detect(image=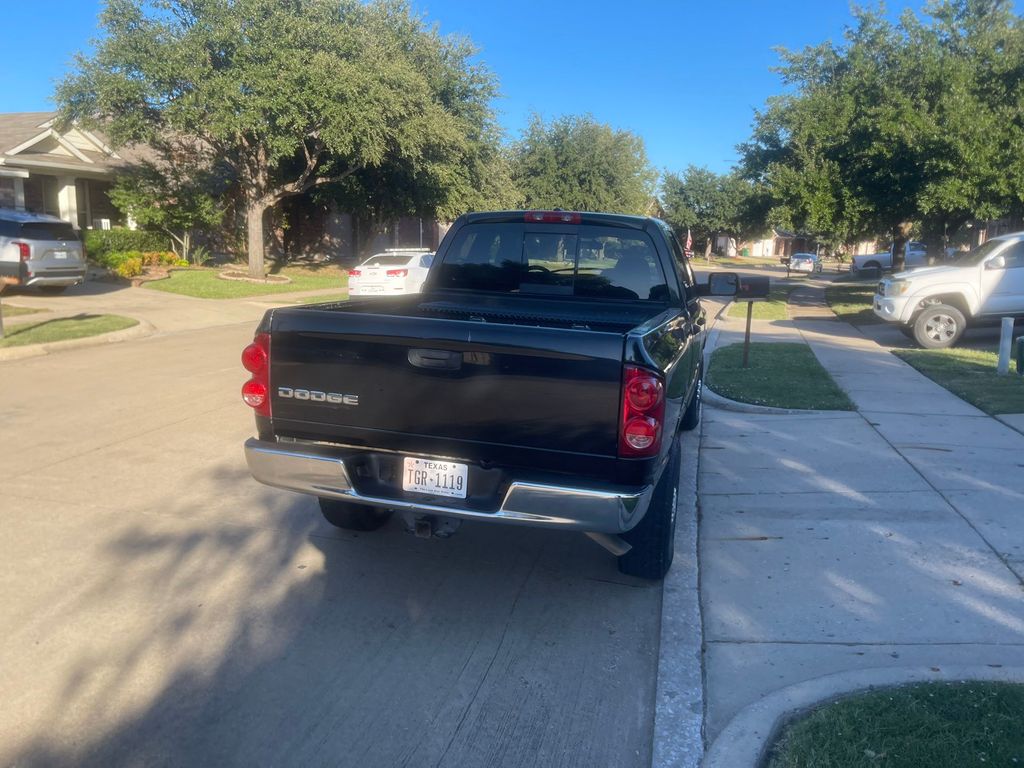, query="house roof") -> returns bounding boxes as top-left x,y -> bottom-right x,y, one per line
0,111 -> 151,175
